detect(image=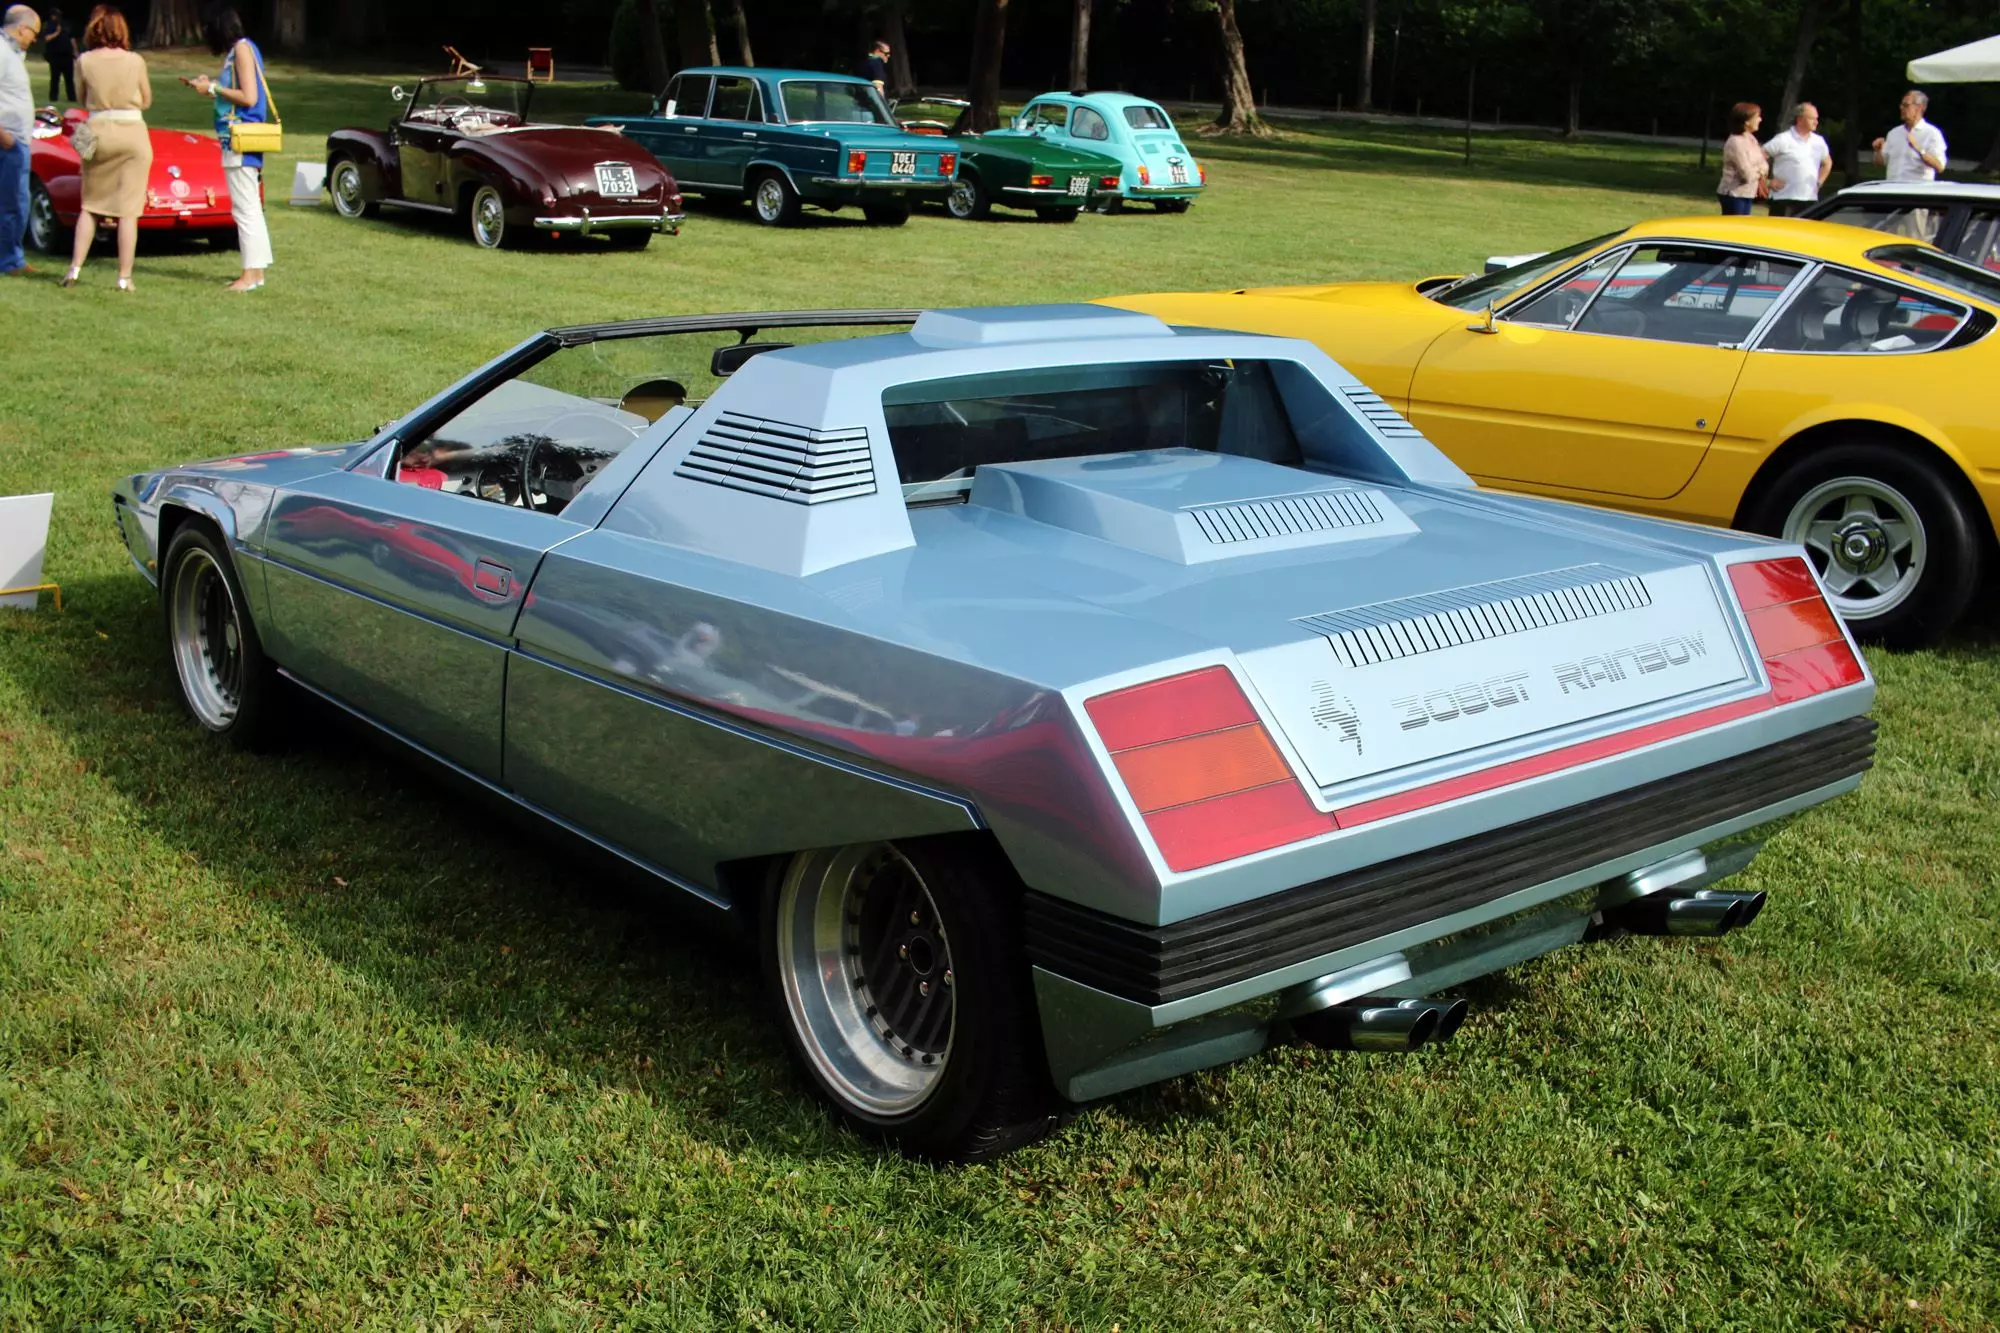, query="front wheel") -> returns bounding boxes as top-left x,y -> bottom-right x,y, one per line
161,523 -> 284,750
762,837 -> 1066,1161
27,179 -> 67,253
751,173 -> 801,226
467,184 -> 508,248
1747,442 -> 1986,648
328,157 -> 378,219
863,201 -> 910,226
945,176 -> 989,220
